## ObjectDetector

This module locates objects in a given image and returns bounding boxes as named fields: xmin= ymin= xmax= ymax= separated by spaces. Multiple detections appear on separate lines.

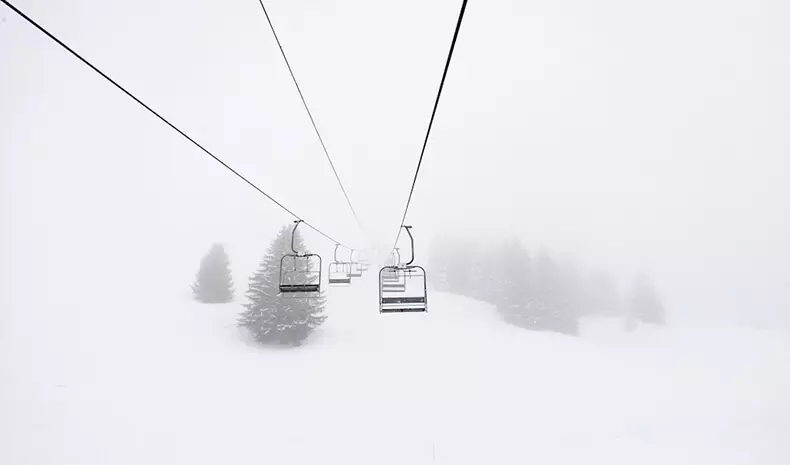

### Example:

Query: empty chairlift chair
xmin=379 ymin=226 xmax=427 ymax=313
xmin=279 ymin=220 xmax=322 ymax=294
xmin=328 ymin=244 xmax=352 ymax=286
xmin=354 ymin=250 xmax=371 ymax=273
xmin=358 ymin=259 xmax=370 ymax=273
xmin=348 ymin=250 xmax=364 ymax=278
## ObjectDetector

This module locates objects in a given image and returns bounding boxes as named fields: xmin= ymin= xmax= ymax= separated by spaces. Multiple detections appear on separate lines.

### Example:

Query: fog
xmin=4 ymin=2 xmax=790 ymax=464
xmin=3 ymin=0 xmax=790 ymax=329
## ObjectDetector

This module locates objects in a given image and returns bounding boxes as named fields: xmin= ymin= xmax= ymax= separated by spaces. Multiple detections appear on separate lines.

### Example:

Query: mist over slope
xmin=3 ymin=0 xmax=790 ymax=462
xmin=2 ymin=271 xmax=788 ymax=464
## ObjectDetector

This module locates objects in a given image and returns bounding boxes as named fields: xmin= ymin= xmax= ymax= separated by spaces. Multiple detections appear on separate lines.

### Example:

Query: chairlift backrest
xmin=348 ymin=263 xmax=363 ymax=278
xmin=328 ymin=261 xmax=352 ymax=286
xmin=347 ymin=250 xmax=363 ymax=277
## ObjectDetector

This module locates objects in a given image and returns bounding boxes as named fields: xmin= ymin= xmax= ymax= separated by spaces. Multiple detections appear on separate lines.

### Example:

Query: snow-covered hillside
xmin=2 ymin=270 xmax=789 ymax=465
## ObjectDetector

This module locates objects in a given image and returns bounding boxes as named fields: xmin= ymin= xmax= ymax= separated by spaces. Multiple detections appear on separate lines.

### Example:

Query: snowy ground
xmin=2 ymin=271 xmax=789 ymax=465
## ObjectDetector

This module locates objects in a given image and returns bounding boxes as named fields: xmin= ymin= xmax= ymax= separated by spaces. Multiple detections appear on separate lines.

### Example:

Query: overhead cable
xmin=2 ymin=0 xmax=352 ymax=248
xmin=390 ymin=0 xmax=469 ymax=251
xmin=255 ymin=0 xmax=367 ymax=241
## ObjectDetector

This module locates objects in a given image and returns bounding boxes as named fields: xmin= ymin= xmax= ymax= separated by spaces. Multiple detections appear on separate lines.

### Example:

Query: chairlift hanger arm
xmin=402 ymin=225 xmax=415 ymax=266
xmin=291 ymin=220 xmax=303 ymax=255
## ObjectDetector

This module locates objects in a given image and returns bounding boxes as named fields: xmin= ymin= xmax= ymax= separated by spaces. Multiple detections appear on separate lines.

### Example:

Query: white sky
xmin=2 ymin=0 xmax=789 ymax=328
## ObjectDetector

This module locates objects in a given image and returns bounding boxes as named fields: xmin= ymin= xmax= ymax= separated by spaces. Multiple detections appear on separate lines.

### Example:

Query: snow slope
xmin=2 ymin=270 xmax=789 ymax=465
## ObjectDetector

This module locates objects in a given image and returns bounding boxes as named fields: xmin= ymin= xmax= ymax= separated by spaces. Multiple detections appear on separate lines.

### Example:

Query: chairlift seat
xmin=279 ymin=283 xmax=320 ymax=293
xmin=329 ymin=276 xmax=352 ymax=285
xmin=328 ymin=261 xmax=353 ymax=286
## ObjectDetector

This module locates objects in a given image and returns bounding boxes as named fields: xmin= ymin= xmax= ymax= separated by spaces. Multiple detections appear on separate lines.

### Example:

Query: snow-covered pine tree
xmin=192 ymin=243 xmax=235 ymax=303
xmin=627 ymin=273 xmax=666 ymax=325
xmin=237 ymin=224 xmax=326 ymax=346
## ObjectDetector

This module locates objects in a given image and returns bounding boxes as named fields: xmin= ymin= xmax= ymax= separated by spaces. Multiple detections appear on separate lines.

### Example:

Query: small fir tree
xmin=237 ymin=224 xmax=326 ymax=346
xmin=192 ymin=243 xmax=234 ymax=303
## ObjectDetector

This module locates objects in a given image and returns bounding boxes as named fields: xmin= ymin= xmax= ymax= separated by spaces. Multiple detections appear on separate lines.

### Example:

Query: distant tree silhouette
xmin=521 ymin=251 xmax=579 ymax=335
xmin=428 ymin=238 xmax=591 ymax=336
xmin=495 ymin=239 xmax=532 ymax=324
xmin=192 ymin=243 xmax=234 ymax=303
xmin=582 ymin=271 xmax=621 ymax=317
xmin=627 ymin=273 xmax=666 ymax=324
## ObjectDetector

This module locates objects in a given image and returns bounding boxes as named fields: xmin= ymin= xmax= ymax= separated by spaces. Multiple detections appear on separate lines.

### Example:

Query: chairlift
xmin=350 ymin=249 xmax=370 ymax=273
xmin=348 ymin=250 xmax=363 ymax=278
xmin=358 ymin=260 xmax=370 ymax=272
xmin=279 ymin=220 xmax=322 ymax=294
xmin=328 ymin=244 xmax=352 ymax=286
xmin=358 ymin=250 xmax=372 ymax=272
xmin=379 ymin=226 xmax=427 ymax=313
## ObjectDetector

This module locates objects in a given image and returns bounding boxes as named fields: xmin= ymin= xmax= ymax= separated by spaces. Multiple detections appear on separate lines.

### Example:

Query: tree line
xmin=428 ymin=237 xmax=665 ymax=335
xmin=189 ymin=227 xmax=667 ymax=347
